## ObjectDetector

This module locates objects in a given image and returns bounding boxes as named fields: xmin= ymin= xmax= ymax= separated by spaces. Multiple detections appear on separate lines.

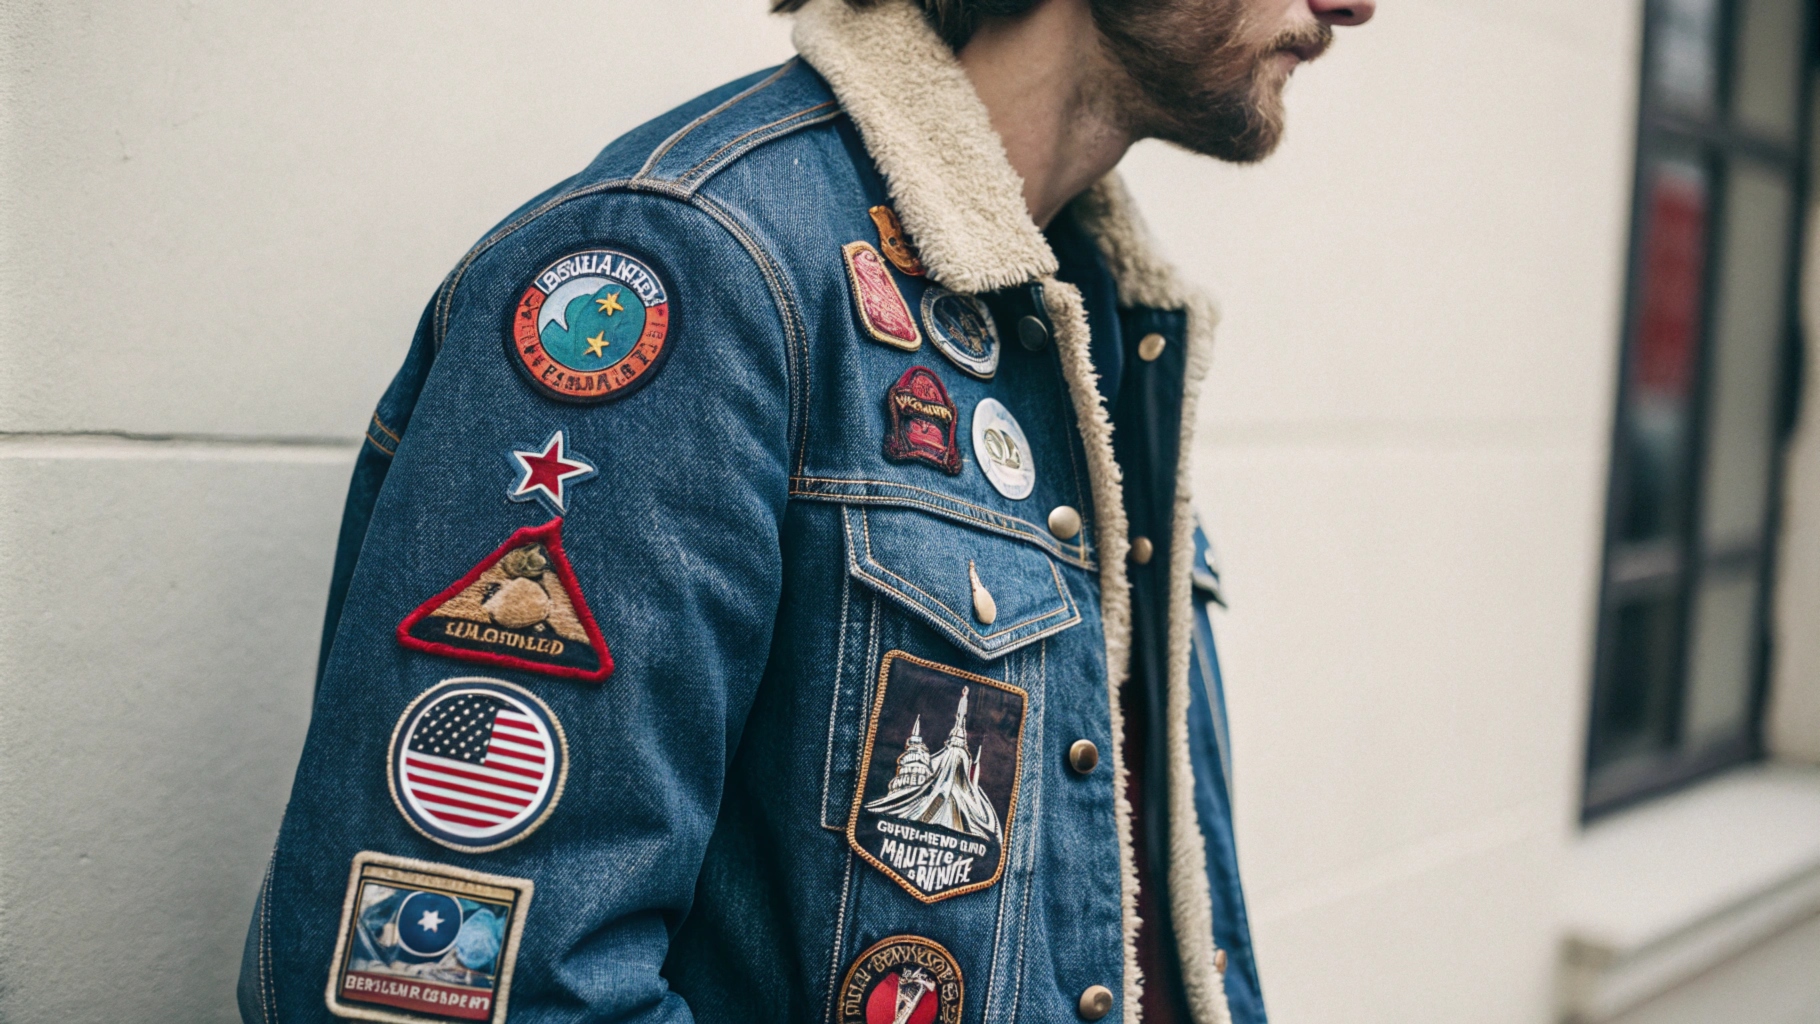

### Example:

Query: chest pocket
xmin=840 ymin=504 xmax=1081 ymax=661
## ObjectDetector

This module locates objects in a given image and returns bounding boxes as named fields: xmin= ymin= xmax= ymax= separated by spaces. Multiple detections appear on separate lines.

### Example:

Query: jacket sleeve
xmin=242 ymin=188 xmax=797 ymax=1023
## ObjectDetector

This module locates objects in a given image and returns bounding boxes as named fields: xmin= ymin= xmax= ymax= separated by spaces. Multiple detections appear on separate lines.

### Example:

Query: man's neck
xmin=959 ymin=0 xmax=1136 ymax=230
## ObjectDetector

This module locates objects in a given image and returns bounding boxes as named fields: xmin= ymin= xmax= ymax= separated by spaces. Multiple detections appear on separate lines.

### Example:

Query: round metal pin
xmin=920 ymin=286 xmax=1001 ymax=379
xmin=971 ymin=398 xmax=1035 ymax=500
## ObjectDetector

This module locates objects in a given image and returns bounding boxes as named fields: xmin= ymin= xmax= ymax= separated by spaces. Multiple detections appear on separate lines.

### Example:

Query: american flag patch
xmin=389 ymin=678 xmax=567 ymax=854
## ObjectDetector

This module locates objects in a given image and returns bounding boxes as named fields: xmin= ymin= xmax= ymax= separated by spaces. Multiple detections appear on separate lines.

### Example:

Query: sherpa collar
xmin=791 ymin=0 xmax=1192 ymax=309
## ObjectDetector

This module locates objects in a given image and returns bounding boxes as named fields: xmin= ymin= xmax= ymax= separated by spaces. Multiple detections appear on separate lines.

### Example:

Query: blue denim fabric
xmin=242 ymin=60 xmax=1261 ymax=1024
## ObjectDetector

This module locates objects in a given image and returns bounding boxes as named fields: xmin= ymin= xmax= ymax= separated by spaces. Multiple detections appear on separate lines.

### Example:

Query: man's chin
xmin=1165 ymin=95 xmax=1287 ymax=164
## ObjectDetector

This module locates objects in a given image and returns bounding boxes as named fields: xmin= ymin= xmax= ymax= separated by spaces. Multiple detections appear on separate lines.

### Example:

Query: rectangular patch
xmin=847 ymin=650 xmax=1026 ymax=902
xmin=326 ymin=852 xmax=533 ymax=1024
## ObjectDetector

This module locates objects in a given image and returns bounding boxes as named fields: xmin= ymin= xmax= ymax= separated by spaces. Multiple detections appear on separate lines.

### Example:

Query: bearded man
xmin=240 ymin=1 xmax=1372 ymax=1022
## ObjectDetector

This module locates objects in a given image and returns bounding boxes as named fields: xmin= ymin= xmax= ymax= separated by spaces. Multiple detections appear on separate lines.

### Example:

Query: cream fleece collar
xmin=790 ymin=0 xmax=1192 ymax=308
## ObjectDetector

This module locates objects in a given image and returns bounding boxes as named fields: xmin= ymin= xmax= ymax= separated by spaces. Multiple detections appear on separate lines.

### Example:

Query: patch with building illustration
xmin=396 ymin=519 xmax=613 ymax=682
xmin=848 ymin=651 xmax=1026 ymax=902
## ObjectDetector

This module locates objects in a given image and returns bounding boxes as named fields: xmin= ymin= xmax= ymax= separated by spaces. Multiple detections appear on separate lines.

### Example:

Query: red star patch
xmin=506 ymin=431 xmax=596 ymax=514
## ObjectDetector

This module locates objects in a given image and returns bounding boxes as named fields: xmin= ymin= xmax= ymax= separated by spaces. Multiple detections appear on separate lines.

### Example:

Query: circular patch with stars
xmin=507 ymin=248 xmax=675 ymax=404
xmin=388 ymin=677 xmax=568 ymax=854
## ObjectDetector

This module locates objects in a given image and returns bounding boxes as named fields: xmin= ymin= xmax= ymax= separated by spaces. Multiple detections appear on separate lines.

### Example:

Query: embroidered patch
xmin=397 ymin=519 xmax=613 ymax=682
xmin=326 ymin=851 xmax=533 ymax=1024
xmin=920 ymin=288 xmax=999 ymax=380
xmin=508 ymin=248 xmax=674 ymax=404
xmin=388 ymin=677 xmax=568 ymax=853
xmin=869 ymin=205 xmax=926 ymax=277
xmin=969 ymin=398 xmax=1034 ymax=500
xmin=883 ymin=367 xmax=962 ymax=475
xmin=837 ymin=935 xmax=964 ymax=1024
xmin=844 ymin=241 xmax=922 ymax=350
xmin=848 ymin=651 xmax=1026 ymax=902
xmin=505 ymin=430 xmax=596 ymax=515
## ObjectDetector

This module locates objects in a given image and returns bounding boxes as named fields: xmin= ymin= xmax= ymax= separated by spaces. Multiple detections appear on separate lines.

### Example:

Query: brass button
xmin=1048 ymin=505 xmax=1082 ymax=541
xmin=1129 ymin=536 xmax=1153 ymax=565
xmin=969 ymin=561 xmax=997 ymax=625
xmin=1215 ymin=948 xmax=1229 ymax=974
xmin=1138 ymin=332 xmax=1166 ymax=361
xmin=1078 ymin=984 xmax=1114 ymax=1020
xmin=1068 ymin=739 xmax=1099 ymax=774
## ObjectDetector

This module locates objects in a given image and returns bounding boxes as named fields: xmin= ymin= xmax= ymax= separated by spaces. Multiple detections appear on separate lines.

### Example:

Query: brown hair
xmin=769 ymin=0 xmax=1046 ymax=48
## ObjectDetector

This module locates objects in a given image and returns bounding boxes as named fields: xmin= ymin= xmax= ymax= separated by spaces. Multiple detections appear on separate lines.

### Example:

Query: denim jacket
xmin=241 ymin=3 xmax=1262 ymax=1023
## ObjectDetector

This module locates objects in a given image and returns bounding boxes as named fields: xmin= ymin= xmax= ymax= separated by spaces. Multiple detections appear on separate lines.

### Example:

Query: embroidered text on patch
xmin=505 ymin=430 xmax=596 ymax=515
xmin=836 ymin=935 xmax=964 ymax=1024
xmin=508 ymin=248 xmax=674 ymax=403
xmin=843 ymin=240 xmax=921 ymax=350
xmin=325 ymin=851 xmax=533 ymax=1024
xmin=388 ymin=677 xmax=567 ymax=853
xmin=882 ymin=366 xmax=962 ymax=475
xmin=397 ymin=519 xmax=613 ymax=682
xmin=869 ymin=205 xmax=926 ymax=277
xmin=848 ymin=651 xmax=1026 ymax=902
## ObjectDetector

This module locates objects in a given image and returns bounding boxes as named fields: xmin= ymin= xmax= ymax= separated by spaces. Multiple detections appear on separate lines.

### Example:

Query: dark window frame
xmin=1585 ymin=0 xmax=1815 ymax=818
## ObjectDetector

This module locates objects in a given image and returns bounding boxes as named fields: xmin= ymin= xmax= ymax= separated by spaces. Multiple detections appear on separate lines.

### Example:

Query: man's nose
xmin=1309 ymin=0 xmax=1375 ymax=26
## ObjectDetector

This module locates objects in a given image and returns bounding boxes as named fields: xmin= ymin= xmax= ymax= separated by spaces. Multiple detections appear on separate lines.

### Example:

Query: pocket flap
xmin=842 ymin=505 xmax=1081 ymax=660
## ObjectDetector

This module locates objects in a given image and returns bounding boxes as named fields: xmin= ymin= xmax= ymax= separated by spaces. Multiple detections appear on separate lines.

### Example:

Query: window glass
xmin=1649 ymin=0 xmax=1724 ymax=113
xmin=1731 ymin=0 xmax=1807 ymax=141
xmin=1682 ymin=569 xmax=1761 ymax=747
xmin=1701 ymin=160 xmax=1792 ymax=552
xmin=1591 ymin=596 xmax=1684 ymax=775
xmin=1620 ymin=156 xmax=1709 ymax=547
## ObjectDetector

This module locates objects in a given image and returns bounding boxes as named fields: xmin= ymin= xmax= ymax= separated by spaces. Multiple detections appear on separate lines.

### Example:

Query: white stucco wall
xmin=1138 ymin=1 xmax=1639 ymax=1020
xmin=0 ymin=2 xmax=1642 ymax=1023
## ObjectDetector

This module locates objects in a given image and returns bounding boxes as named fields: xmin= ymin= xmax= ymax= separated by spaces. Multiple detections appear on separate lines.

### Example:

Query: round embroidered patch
xmin=920 ymin=287 xmax=999 ymax=379
xmin=508 ymin=248 xmax=674 ymax=403
xmin=388 ymin=677 xmax=569 ymax=854
xmin=837 ymin=935 xmax=964 ymax=1024
xmin=970 ymin=398 xmax=1034 ymax=500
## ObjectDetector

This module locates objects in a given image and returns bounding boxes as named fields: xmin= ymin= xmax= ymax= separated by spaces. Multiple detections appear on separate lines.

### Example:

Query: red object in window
xmin=1631 ymin=167 xmax=1707 ymax=400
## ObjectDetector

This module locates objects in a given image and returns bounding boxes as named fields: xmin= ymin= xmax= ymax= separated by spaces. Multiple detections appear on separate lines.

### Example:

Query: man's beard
xmin=1095 ymin=2 xmax=1333 ymax=163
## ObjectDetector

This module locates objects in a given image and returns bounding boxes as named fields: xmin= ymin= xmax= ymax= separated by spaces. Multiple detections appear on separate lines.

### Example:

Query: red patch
xmin=836 ymin=936 xmax=963 ymax=1024
xmin=883 ymin=366 xmax=962 ymax=475
xmin=397 ymin=519 xmax=613 ymax=682
xmin=844 ymin=240 xmax=921 ymax=350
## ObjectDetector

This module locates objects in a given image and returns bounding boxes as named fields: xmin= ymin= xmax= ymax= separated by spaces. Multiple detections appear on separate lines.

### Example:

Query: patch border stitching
xmin=395 ymin=518 xmax=615 ymax=683
xmin=836 ymin=933 xmax=965 ymax=1024
xmin=324 ymin=850 xmax=535 ymax=1024
xmin=919 ymin=286 xmax=1000 ymax=381
xmin=845 ymin=649 xmax=1027 ymax=904
xmin=843 ymin=240 xmax=922 ymax=351
xmin=387 ymin=676 xmax=571 ymax=854
xmin=502 ymin=244 xmax=680 ymax=406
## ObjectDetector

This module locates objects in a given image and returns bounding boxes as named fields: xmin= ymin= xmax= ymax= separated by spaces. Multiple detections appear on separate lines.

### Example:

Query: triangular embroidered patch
xmin=397 ymin=519 xmax=613 ymax=682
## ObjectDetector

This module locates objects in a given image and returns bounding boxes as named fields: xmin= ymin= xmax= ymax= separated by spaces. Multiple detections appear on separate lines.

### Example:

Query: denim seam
xmin=369 ymin=413 xmax=401 ymax=444
xmin=1005 ymin=642 xmax=1043 ymax=1020
xmin=635 ymin=59 xmax=799 ymax=179
xmin=822 ymin=844 xmax=859 ymax=1024
xmin=681 ymin=191 xmax=812 ymax=465
xmin=364 ymin=431 xmax=395 ymax=457
xmin=676 ymin=104 xmax=841 ymax=186
xmin=793 ymin=477 xmax=1098 ymax=569
xmin=847 ymin=508 xmax=1081 ymax=655
xmin=258 ymin=851 xmax=276 ymax=1023
xmin=819 ymin=567 xmax=854 ymax=832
